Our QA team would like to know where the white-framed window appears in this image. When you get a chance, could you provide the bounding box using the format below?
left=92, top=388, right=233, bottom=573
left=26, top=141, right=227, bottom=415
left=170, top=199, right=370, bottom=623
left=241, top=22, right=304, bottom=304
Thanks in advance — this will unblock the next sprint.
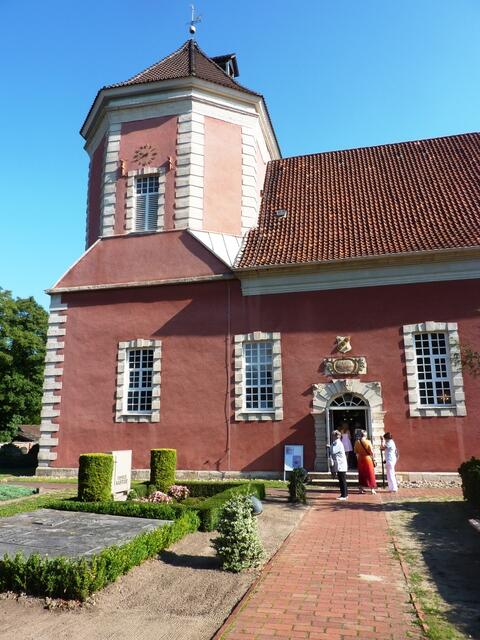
left=115, top=339, right=162, bottom=423
left=135, top=175, right=160, bottom=232
left=126, top=347, right=154, bottom=412
left=125, top=167, right=165, bottom=233
left=414, top=332, right=452, bottom=406
left=403, top=322, right=466, bottom=417
left=244, top=341, right=274, bottom=411
left=234, top=332, right=283, bottom=421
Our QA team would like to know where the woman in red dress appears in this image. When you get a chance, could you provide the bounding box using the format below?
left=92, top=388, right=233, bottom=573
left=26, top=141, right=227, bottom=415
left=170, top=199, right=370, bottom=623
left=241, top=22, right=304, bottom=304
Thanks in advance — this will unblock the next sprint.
left=354, top=430, right=377, bottom=494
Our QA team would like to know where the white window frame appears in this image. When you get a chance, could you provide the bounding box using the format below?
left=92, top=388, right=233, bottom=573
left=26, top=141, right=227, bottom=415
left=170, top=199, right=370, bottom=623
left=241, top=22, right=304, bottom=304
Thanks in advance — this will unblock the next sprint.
left=115, top=339, right=162, bottom=423
left=234, top=332, right=283, bottom=421
left=125, top=167, right=166, bottom=233
left=403, top=322, right=466, bottom=417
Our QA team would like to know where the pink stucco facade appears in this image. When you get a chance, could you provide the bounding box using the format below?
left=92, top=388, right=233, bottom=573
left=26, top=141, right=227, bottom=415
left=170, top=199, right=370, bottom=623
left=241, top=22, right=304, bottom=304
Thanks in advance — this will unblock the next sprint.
left=50, top=276, right=480, bottom=472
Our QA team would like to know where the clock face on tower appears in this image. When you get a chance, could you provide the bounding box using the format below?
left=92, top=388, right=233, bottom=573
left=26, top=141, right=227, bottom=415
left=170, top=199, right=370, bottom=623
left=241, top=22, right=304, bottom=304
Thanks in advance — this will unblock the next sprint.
left=133, top=144, right=158, bottom=166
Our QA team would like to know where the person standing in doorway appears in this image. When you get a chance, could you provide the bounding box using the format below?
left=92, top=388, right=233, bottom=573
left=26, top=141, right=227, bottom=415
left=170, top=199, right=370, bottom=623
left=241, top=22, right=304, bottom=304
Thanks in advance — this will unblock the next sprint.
left=340, top=422, right=354, bottom=469
left=381, top=432, right=398, bottom=493
left=331, top=430, right=348, bottom=500
left=354, top=430, right=377, bottom=494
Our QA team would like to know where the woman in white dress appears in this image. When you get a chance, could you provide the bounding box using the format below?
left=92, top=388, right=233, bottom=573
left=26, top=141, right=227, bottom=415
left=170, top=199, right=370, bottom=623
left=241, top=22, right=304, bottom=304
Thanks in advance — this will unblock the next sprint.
left=381, top=432, right=398, bottom=492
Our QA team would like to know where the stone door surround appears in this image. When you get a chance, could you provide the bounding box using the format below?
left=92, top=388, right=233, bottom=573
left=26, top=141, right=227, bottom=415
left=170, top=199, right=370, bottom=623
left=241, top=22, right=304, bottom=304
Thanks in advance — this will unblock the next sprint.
left=312, top=379, right=386, bottom=471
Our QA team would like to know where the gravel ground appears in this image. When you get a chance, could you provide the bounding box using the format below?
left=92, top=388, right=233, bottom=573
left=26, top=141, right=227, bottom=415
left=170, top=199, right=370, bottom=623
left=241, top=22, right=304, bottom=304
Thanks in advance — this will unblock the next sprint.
left=0, top=492, right=307, bottom=640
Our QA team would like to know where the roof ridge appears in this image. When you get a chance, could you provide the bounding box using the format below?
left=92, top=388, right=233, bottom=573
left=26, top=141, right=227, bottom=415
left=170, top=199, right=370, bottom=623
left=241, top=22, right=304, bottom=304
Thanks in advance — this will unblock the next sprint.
left=271, top=131, right=480, bottom=165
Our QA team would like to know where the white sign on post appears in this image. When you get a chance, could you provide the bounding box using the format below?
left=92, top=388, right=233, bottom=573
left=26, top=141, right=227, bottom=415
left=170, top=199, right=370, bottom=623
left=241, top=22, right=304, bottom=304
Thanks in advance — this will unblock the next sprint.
left=110, top=450, right=132, bottom=501
left=283, top=445, right=304, bottom=481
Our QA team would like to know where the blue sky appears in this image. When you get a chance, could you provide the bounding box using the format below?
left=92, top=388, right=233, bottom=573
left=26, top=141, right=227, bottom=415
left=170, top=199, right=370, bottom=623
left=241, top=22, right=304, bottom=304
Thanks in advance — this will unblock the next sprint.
left=1, top=0, right=478, bottom=308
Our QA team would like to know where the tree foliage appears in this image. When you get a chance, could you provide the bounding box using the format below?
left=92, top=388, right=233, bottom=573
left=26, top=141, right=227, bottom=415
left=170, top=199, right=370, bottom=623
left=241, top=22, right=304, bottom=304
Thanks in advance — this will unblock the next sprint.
left=0, top=289, right=48, bottom=441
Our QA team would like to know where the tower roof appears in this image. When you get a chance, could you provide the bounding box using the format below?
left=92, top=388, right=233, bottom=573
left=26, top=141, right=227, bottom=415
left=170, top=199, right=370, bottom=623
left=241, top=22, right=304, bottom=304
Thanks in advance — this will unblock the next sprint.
left=106, top=39, right=259, bottom=97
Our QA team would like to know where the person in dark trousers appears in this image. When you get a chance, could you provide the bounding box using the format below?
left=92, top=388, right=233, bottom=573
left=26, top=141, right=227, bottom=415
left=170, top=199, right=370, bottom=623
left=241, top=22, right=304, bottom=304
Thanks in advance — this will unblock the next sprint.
left=331, top=430, right=348, bottom=500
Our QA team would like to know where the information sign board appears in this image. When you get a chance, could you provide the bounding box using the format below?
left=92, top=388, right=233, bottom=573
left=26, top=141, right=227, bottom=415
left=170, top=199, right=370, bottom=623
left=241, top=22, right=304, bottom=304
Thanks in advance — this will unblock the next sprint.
left=283, top=445, right=304, bottom=480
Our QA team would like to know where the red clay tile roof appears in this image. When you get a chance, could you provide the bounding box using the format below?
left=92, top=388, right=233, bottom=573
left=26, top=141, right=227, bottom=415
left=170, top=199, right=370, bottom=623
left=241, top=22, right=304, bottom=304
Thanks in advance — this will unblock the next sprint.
left=107, top=40, right=259, bottom=97
left=237, top=132, right=480, bottom=268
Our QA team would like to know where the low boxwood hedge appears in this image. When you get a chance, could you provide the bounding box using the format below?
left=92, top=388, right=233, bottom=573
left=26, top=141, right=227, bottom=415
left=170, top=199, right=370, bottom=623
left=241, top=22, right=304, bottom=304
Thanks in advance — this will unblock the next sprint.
left=458, top=457, right=480, bottom=509
left=49, top=498, right=186, bottom=521
left=193, top=482, right=265, bottom=531
left=0, top=510, right=199, bottom=601
left=132, top=479, right=267, bottom=500
left=51, top=481, right=265, bottom=532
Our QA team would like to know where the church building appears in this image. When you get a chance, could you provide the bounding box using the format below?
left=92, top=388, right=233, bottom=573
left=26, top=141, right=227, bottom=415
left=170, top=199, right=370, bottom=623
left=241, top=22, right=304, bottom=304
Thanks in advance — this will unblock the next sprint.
left=37, top=40, right=480, bottom=476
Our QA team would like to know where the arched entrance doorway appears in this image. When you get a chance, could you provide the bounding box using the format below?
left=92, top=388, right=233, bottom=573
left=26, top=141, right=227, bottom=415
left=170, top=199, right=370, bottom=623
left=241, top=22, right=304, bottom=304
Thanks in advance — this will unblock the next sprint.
left=311, top=379, right=385, bottom=471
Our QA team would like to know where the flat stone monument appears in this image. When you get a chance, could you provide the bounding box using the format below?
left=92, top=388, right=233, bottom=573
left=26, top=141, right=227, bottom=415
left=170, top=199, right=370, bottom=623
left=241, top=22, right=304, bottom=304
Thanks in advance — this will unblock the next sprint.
left=0, top=509, right=172, bottom=558
left=110, top=449, right=132, bottom=500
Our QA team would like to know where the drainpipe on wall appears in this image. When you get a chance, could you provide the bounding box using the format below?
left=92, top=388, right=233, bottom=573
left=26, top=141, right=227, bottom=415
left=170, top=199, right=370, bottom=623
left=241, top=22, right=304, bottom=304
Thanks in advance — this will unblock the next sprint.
left=223, top=280, right=232, bottom=471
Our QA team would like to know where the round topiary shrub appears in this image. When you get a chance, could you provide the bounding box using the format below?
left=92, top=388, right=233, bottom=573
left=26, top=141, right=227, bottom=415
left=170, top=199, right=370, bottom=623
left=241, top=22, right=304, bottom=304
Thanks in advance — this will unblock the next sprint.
left=213, top=494, right=264, bottom=572
left=78, top=453, right=114, bottom=502
left=150, top=448, right=176, bottom=492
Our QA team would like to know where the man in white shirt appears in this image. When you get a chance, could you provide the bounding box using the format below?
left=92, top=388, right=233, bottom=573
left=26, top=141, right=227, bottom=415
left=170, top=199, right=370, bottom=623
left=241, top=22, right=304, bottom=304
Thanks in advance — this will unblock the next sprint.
left=331, top=430, right=349, bottom=500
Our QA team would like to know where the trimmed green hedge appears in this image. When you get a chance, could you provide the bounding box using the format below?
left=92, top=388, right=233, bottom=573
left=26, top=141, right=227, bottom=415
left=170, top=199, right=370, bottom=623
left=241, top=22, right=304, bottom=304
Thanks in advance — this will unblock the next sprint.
left=458, top=457, right=480, bottom=509
left=78, top=453, right=113, bottom=502
left=0, top=510, right=199, bottom=601
left=132, top=479, right=267, bottom=500
left=193, top=482, right=265, bottom=531
left=150, top=449, right=176, bottom=492
left=51, top=481, right=265, bottom=532
left=49, top=498, right=186, bottom=521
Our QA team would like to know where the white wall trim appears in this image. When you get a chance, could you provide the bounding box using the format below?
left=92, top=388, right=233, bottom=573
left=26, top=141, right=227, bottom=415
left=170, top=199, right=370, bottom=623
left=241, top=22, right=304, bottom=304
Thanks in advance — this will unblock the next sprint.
left=239, top=258, right=480, bottom=296
left=37, top=295, right=68, bottom=468
left=100, top=123, right=122, bottom=237
left=233, top=332, right=283, bottom=421
left=115, top=339, right=162, bottom=423
left=403, top=321, right=466, bottom=417
left=174, top=112, right=205, bottom=230
left=312, top=379, right=385, bottom=471
left=125, top=166, right=166, bottom=233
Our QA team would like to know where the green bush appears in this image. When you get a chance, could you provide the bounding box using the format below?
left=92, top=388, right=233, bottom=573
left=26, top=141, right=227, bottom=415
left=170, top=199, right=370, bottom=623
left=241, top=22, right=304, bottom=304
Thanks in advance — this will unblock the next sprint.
left=458, top=457, right=480, bottom=509
left=150, top=449, right=176, bottom=492
left=0, top=511, right=199, bottom=601
left=78, top=453, right=113, bottom=502
left=213, top=495, right=264, bottom=572
left=288, top=468, right=307, bottom=504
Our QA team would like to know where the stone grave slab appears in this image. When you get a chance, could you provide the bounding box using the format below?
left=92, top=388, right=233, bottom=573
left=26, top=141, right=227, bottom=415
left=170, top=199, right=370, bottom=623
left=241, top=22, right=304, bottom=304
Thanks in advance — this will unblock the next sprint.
left=0, top=509, right=172, bottom=558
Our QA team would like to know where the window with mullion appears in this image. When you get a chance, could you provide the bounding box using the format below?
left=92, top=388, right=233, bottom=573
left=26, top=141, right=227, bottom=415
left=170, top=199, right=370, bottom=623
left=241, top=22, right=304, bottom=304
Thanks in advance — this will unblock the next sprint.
left=135, top=176, right=159, bottom=232
left=414, top=332, right=452, bottom=406
left=126, top=348, right=154, bottom=412
left=244, top=342, right=274, bottom=411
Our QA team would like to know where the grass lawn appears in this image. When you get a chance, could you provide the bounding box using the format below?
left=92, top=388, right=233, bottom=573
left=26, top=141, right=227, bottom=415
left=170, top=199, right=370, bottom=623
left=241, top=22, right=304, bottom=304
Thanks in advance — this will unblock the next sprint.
left=385, top=496, right=480, bottom=640
left=0, top=484, right=36, bottom=501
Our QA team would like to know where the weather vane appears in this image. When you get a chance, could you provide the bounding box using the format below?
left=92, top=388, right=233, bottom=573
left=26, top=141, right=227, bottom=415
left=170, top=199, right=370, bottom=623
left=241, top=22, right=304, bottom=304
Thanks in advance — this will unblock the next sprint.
left=189, top=4, right=202, bottom=37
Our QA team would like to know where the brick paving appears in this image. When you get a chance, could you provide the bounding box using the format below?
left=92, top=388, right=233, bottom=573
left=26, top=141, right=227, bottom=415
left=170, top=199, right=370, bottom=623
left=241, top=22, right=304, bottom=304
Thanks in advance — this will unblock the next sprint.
left=216, top=488, right=457, bottom=640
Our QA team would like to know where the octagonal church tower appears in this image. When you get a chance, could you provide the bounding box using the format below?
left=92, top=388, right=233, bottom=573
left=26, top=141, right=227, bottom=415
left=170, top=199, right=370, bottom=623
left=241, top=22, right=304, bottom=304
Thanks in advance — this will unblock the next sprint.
left=83, top=39, right=280, bottom=245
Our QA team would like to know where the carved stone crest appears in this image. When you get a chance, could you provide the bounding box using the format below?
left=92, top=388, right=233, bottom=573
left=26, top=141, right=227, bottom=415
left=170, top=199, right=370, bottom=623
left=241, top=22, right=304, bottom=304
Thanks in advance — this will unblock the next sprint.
left=335, top=336, right=352, bottom=353
left=324, top=357, right=367, bottom=376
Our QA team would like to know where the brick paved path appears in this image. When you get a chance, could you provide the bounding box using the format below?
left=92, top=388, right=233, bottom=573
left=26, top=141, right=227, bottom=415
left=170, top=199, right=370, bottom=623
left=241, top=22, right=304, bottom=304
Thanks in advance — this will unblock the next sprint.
left=218, top=490, right=428, bottom=640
